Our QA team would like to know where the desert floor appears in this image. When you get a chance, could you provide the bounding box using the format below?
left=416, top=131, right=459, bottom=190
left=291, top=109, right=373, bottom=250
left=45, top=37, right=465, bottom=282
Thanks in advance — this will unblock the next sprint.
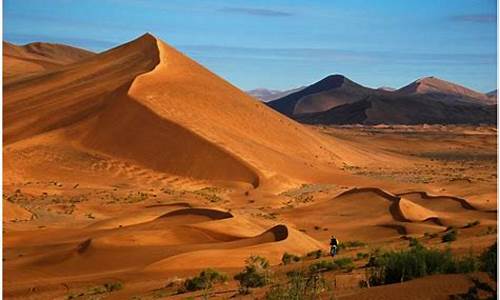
left=3, top=124, right=497, bottom=299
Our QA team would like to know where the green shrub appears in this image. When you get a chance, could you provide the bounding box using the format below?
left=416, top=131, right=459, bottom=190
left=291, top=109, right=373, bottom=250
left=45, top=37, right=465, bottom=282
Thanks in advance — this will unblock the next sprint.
left=65, top=281, right=123, bottom=299
left=334, top=258, right=355, bottom=271
left=309, top=260, right=337, bottom=273
left=103, top=281, right=123, bottom=292
left=367, top=245, right=480, bottom=286
left=408, top=237, right=422, bottom=248
left=339, top=240, right=366, bottom=250
left=305, top=249, right=322, bottom=259
left=442, top=228, right=458, bottom=243
left=182, top=268, right=228, bottom=295
left=234, top=256, right=271, bottom=294
left=453, top=252, right=480, bottom=274
left=480, top=242, right=497, bottom=281
left=356, top=252, right=369, bottom=260
left=281, top=252, right=301, bottom=265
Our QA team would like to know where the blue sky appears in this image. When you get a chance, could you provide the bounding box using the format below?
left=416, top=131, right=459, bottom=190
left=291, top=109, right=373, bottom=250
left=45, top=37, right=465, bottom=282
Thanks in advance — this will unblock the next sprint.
left=3, top=0, right=498, bottom=92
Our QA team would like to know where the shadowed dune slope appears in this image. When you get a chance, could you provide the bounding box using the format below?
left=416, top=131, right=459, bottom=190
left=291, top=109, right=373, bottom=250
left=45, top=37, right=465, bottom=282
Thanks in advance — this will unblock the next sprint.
left=296, top=95, right=496, bottom=125
left=4, top=33, right=352, bottom=186
left=267, top=74, right=384, bottom=115
left=4, top=35, right=159, bottom=144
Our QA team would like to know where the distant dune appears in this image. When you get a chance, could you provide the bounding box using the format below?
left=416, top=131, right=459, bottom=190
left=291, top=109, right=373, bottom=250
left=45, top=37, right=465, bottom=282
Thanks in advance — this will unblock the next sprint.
left=3, top=41, right=94, bottom=79
left=396, top=76, right=496, bottom=105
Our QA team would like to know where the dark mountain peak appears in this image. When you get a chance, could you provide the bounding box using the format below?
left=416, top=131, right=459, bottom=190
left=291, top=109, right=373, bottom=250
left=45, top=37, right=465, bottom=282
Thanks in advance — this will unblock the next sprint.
left=266, top=74, right=372, bottom=116
left=313, top=74, right=348, bottom=90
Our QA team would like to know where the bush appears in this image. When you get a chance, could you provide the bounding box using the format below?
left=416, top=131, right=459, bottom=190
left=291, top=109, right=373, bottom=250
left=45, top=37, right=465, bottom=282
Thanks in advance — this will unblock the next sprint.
left=334, top=258, right=355, bottom=271
left=356, top=252, right=369, bottom=260
left=103, top=281, right=123, bottom=292
left=182, top=268, right=228, bottom=295
left=453, top=252, right=480, bottom=274
left=367, top=245, right=480, bottom=286
left=339, top=240, right=366, bottom=250
left=442, top=228, right=458, bottom=243
left=281, top=252, right=301, bottom=265
left=305, top=250, right=322, bottom=259
left=66, top=281, right=123, bottom=299
left=309, top=260, right=337, bottom=273
left=234, top=256, right=271, bottom=294
left=480, top=242, right=497, bottom=281
left=408, top=237, right=422, bottom=248
left=266, top=269, right=329, bottom=299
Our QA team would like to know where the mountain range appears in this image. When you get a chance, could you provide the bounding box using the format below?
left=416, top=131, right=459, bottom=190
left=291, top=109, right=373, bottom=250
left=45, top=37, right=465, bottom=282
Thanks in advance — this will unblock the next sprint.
left=266, top=75, right=496, bottom=125
left=246, top=87, right=305, bottom=102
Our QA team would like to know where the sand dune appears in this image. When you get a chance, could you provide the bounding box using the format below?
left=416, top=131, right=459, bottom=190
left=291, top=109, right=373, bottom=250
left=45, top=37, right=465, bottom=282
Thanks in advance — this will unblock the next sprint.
left=397, top=198, right=439, bottom=222
left=4, top=33, right=353, bottom=189
left=143, top=224, right=325, bottom=271
left=3, top=41, right=94, bottom=80
left=5, top=206, right=323, bottom=285
left=281, top=187, right=496, bottom=242
left=397, top=76, right=495, bottom=105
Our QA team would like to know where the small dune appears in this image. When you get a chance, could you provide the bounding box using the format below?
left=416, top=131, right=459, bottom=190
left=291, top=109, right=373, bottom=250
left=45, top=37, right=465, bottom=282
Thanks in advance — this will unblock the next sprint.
left=397, top=198, right=439, bottom=222
left=282, top=186, right=493, bottom=241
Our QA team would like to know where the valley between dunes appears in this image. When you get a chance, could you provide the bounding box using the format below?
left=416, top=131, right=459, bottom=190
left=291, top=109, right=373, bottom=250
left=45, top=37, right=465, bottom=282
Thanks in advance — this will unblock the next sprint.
left=3, top=34, right=497, bottom=299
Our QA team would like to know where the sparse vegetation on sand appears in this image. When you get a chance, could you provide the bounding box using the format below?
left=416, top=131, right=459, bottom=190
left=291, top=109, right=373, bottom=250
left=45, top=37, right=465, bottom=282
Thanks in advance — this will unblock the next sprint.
left=442, top=228, right=458, bottom=243
left=66, top=281, right=123, bottom=299
left=339, top=240, right=367, bottom=249
left=304, top=249, right=323, bottom=259
left=281, top=252, right=301, bottom=265
left=234, top=256, right=272, bottom=294
left=265, top=269, right=330, bottom=300
left=309, top=257, right=355, bottom=273
left=179, top=268, right=228, bottom=299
